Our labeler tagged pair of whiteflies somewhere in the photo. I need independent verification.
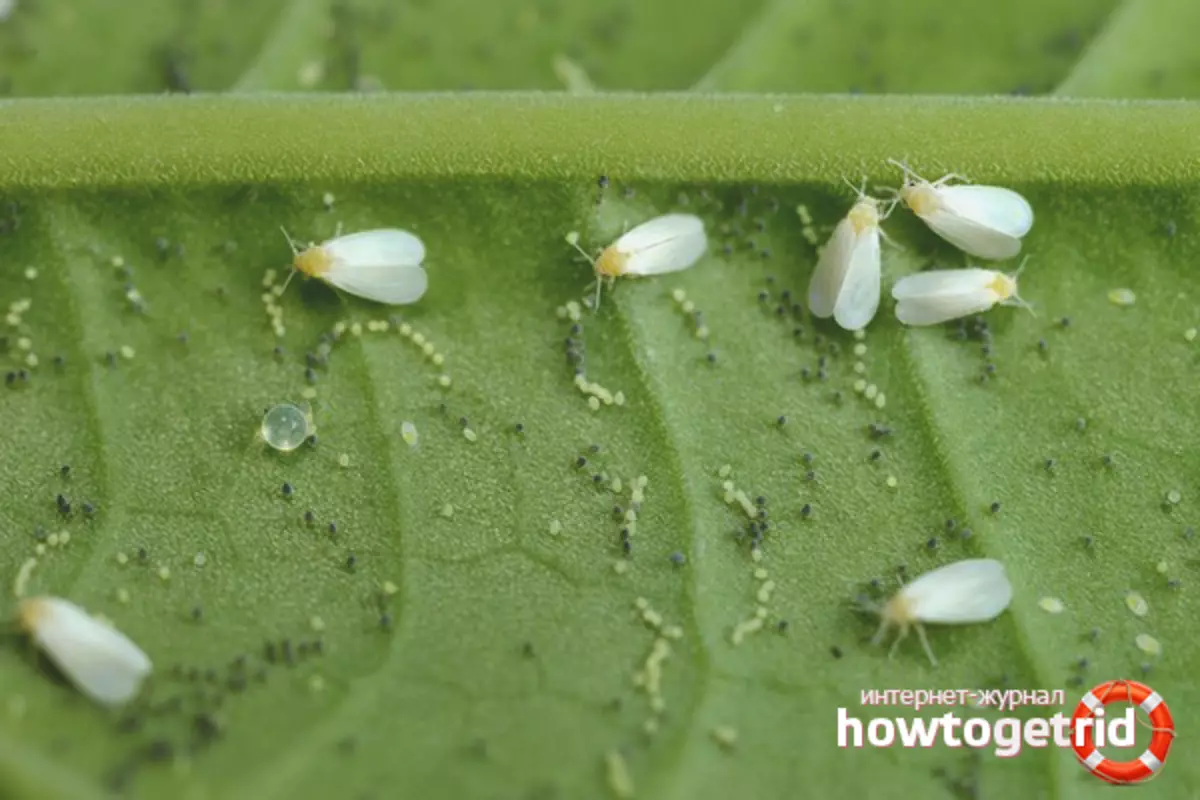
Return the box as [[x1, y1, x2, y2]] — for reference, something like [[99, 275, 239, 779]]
[[278, 213, 712, 308], [810, 162, 1035, 331], [17, 555, 1011, 711]]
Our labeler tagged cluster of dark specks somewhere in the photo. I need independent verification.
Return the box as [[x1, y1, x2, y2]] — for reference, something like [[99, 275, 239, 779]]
[[948, 315, 1000, 384], [1065, 653, 1090, 687], [594, 175, 609, 205], [757, 278, 808, 336], [4, 367, 30, 387], [105, 627, 326, 792], [730, 493, 772, 554], [564, 321, 586, 378], [554, 297, 624, 409], [570, 444, 648, 562]]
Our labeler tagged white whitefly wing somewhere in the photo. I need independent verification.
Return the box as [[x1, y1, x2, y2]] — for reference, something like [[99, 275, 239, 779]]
[[323, 228, 429, 304], [917, 185, 1032, 261], [26, 597, 152, 706], [936, 185, 1034, 238], [891, 268, 996, 300], [895, 291, 999, 326], [326, 261, 428, 304], [900, 559, 1013, 625], [324, 229, 426, 268], [892, 268, 1000, 326], [808, 216, 857, 319], [832, 229, 881, 331], [617, 213, 707, 276], [920, 209, 1022, 261]]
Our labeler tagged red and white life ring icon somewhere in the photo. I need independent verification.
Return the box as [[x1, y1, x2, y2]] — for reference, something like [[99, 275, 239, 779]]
[[1071, 680, 1175, 784]]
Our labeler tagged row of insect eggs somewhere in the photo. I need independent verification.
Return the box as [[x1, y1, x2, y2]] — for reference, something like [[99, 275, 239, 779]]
[[280, 161, 1033, 332]]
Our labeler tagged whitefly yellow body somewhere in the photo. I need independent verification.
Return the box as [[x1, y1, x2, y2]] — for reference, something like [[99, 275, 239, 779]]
[[286, 228, 428, 305], [891, 265, 1028, 326], [808, 192, 885, 331], [892, 160, 1033, 261], [571, 213, 707, 306], [870, 558, 1013, 666], [19, 596, 152, 706]]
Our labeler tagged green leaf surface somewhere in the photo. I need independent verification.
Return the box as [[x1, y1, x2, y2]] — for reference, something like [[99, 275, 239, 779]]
[[1, 0, 777, 95], [1054, 0, 1200, 98], [693, 0, 1117, 94], [0, 0, 291, 96], [2, 0, 1163, 97], [0, 94, 1198, 800], [307, 0, 772, 91]]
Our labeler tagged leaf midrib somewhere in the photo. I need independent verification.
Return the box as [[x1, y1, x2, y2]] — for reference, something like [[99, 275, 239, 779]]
[[2, 95, 1200, 191]]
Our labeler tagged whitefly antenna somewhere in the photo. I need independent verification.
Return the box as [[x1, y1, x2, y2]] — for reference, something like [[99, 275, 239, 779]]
[[568, 239, 595, 266], [280, 226, 301, 255], [874, 177, 905, 220], [278, 226, 303, 294], [841, 175, 869, 200], [565, 231, 606, 311], [1010, 255, 1037, 318], [886, 157, 922, 185], [1013, 254, 1031, 279], [873, 183, 903, 217]]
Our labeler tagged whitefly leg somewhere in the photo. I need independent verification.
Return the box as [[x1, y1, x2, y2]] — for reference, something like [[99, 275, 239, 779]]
[[887, 624, 909, 660], [915, 623, 939, 667], [870, 617, 890, 648], [932, 172, 970, 187]]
